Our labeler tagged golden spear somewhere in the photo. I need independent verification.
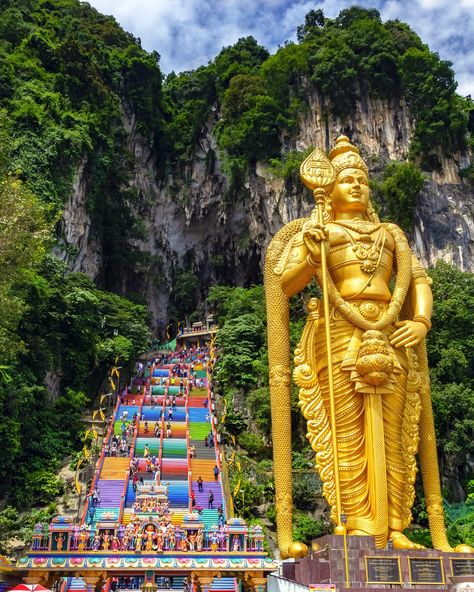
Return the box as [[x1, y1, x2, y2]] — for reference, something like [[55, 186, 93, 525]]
[[300, 149, 344, 535]]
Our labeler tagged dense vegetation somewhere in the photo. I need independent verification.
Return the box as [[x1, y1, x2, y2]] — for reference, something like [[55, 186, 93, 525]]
[[0, 116, 150, 515], [0, 0, 471, 290], [208, 262, 474, 546], [0, 0, 165, 290], [165, 7, 473, 184]]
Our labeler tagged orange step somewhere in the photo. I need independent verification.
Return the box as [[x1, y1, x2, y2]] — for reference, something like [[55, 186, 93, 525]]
[[138, 421, 162, 436], [163, 422, 187, 438], [101, 457, 129, 479], [190, 459, 216, 480]]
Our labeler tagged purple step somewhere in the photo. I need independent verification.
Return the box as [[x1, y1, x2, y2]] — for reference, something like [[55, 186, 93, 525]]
[[96, 479, 125, 506], [192, 481, 222, 507]]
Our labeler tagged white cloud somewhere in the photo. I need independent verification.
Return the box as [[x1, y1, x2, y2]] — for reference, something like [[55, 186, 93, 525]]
[[88, 0, 474, 95]]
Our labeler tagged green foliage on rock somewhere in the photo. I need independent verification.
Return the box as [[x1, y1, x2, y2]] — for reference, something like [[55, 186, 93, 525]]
[[162, 7, 471, 179], [293, 514, 326, 546], [427, 262, 474, 486], [0, 0, 163, 208], [0, 123, 151, 508], [0, 0, 165, 286], [0, 503, 57, 554], [371, 161, 425, 230]]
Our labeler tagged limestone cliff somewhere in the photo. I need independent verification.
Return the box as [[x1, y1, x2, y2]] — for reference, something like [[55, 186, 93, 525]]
[[60, 93, 474, 327]]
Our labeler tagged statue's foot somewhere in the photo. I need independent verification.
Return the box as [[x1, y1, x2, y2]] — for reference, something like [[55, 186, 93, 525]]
[[287, 541, 308, 558], [454, 544, 474, 553], [389, 531, 425, 550]]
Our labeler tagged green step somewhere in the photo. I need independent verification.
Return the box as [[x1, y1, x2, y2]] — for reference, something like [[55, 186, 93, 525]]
[[151, 386, 166, 396], [135, 439, 160, 455], [189, 422, 211, 440], [162, 439, 188, 458]]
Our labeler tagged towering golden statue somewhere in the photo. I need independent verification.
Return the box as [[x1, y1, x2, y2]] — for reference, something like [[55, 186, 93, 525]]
[[265, 136, 463, 558]]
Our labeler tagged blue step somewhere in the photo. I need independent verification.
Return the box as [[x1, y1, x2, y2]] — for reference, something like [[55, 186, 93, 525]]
[[164, 480, 189, 507], [125, 482, 136, 506], [188, 408, 208, 422], [117, 405, 140, 417], [141, 408, 163, 421]]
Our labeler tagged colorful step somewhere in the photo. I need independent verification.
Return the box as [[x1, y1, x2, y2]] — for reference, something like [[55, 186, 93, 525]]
[[161, 458, 188, 480], [96, 479, 124, 506], [189, 422, 212, 440], [192, 481, 222, 505], [163, 422, 187, 438], [100, 458, 129, 480], [190, 459, 218, 480], [188, 408, 209, 422], [165, 480, 189, 507], [135, 438, 160, 455], [162, 438, 188, 458]]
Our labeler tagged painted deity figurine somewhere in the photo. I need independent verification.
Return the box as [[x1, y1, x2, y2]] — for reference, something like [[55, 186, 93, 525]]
[[102, 533, 110, 551], [135, 531, 143, 552], [56, 533, 65, 551], [78, 529, 88, 551], [168, 527, 176, 551], [92, 533, 101, 551], [265, 136, 470, 558]]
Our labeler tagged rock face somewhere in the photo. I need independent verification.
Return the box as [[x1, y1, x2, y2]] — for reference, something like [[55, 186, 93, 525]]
[[59, 157, 102, 278], [60, 92, 474, 325]]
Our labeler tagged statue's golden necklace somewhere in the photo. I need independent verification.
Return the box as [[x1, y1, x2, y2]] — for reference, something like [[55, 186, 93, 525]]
[[336, 220, 384, 274]]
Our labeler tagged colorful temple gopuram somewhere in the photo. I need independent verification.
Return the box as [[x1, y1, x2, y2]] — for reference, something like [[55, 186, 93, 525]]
[[3, 346, 277, 592]]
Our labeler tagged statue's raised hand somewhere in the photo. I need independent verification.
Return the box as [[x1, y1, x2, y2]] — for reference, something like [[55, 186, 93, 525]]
[[303, 223, 328, 266]]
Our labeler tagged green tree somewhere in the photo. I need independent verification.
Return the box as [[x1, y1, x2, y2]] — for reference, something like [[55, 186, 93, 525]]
[[428, 262, 474, 495], [293, 514, 325, 545], [376, 161, 425, 230], [213, 36, 269, 97]]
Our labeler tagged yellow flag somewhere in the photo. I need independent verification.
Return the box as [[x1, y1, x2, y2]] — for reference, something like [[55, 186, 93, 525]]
[[75, 459, 86, 494], [233, 477, 241, 498], [100, 394, 106, 404], [109, 377, 116, 391]]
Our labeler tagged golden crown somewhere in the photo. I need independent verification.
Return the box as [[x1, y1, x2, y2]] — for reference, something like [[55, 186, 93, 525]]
[[300, 136, 368, 194], [329, 135, 368, 176]]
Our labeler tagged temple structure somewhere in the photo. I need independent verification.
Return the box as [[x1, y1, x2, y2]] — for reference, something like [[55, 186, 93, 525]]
[[1, 348, 277, 592]]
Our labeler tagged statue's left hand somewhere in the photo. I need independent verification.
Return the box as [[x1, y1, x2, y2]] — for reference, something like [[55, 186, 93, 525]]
[[389, 321, 427, 348]]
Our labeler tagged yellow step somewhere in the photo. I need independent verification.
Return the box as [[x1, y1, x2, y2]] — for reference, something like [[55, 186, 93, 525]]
[[171, 509, 188, 525], [122, 509, 132, 524]]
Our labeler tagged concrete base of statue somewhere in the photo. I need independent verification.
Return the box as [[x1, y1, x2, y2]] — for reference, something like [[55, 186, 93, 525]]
[[280, 534, 474, 591]]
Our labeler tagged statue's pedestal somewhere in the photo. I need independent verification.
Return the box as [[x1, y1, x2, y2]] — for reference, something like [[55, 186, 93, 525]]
[[281, 535, 474, 591]]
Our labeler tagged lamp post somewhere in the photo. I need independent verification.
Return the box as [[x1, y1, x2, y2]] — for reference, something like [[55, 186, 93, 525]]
[[341, 511, 349, 588]]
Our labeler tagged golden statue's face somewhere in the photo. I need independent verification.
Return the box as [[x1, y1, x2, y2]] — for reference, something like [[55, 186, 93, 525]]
[[331, 167, 369, 215]]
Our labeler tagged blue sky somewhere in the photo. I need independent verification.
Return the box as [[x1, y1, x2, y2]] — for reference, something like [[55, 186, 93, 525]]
[[88, 0, 474, 96]]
